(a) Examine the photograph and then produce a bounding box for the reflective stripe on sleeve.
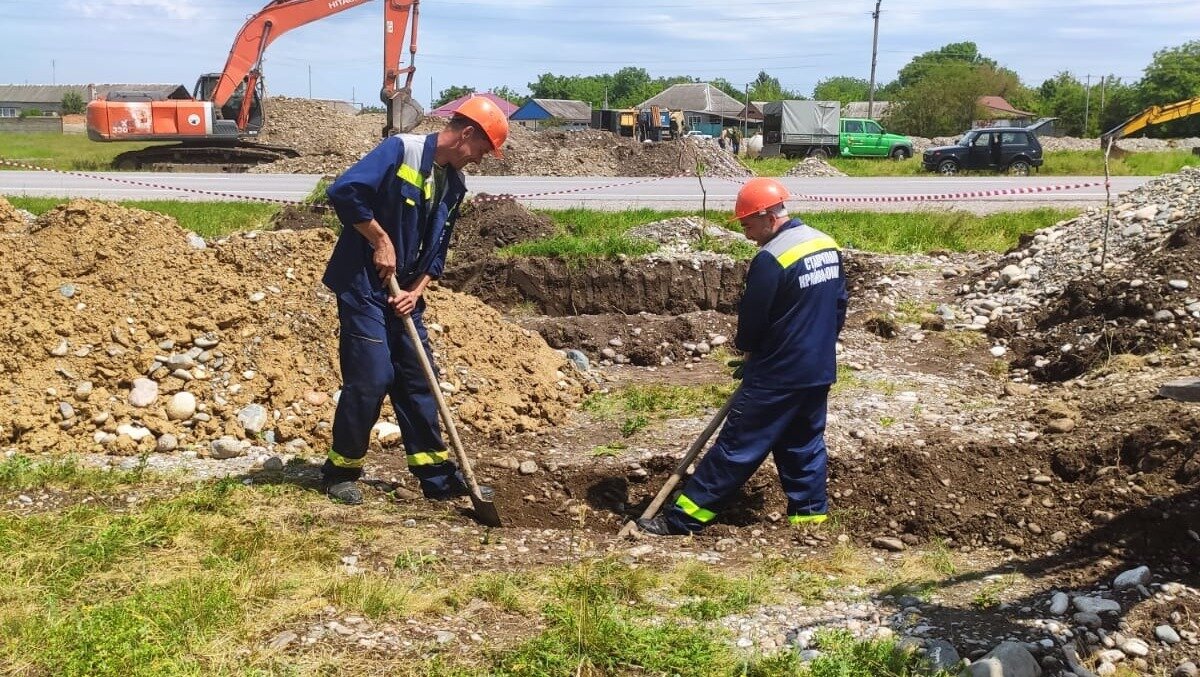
[674,493,716,523]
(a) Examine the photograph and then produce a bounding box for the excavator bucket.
[384,89,424,137]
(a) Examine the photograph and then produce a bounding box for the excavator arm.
[211,0,421,135]
[1101,96,1200,144]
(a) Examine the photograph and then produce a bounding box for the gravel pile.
[474,131,751,178]
[783,157,848,178]
[953,167,1200,379]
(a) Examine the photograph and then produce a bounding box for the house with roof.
[429,91,518,119]
[974,95,1037,128]
[510,98,591,130]
[0,84,189,118]
[637,83,750,137]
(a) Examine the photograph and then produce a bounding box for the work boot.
[634,514,693,536]
[323,480,364,505]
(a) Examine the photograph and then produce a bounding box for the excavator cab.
[194,73,265,137]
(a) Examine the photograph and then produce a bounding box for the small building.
[510,98,591,130]
[974,96,1037,128]
[638,83,750,137]
[0,83,188,118]
[429,91,518,119]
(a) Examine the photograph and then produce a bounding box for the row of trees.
[434,40,1200,138]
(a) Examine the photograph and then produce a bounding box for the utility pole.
[604,86,608,110]
[867,0,882,120]
[1099,75,1107,126]
[1083,74,1092,137]
[744,82,749,139]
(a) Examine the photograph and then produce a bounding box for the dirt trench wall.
[443,257,752,316]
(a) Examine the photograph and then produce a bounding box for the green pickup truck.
[761,101,913,160]
[839,118,913,160]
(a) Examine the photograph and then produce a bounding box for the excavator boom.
[1101,96,1200,144]
[86,0,423,170]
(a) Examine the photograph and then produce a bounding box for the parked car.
[682,130,712,140]
[922,128,1043,175]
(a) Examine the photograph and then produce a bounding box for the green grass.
[0,132,169,172]
[806,208,1079,253]
[0,455,144,492]
[741,156,800,177]
[583,383,737,423]
[509,208,753,261]
[5,196,281,238]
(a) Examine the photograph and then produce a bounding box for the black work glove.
[727,358,744,380]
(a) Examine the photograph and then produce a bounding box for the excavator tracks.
[112,142,300,173]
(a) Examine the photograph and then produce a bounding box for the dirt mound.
[472,131,750,178]
[959,167,1200,380]
[450,196,557,261]
[0,197,28,233]
[0,200,583,456]
[784,157,848,178]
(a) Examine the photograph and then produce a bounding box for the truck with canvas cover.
[761,100,913,160]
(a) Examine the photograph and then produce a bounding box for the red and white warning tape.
[1,156,1106,207]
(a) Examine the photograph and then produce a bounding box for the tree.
[490,86,525,105]
[61,91,86,115]
[886,61,986,137]
[1137,40,1200,137]
[433,85,475,109]
[747,71,801,101]
[812,76,871,104]
[896,42,996,89]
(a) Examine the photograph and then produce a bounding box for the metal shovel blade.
[469,486,502,528]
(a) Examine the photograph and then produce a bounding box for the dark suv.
[922,128,1043,175]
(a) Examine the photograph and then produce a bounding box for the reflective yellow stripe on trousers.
[407,450,450,466]
[675,494,716,523]
[327,449,365,469]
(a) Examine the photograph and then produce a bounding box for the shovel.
[388,276,502,527]
[617,388,739,538]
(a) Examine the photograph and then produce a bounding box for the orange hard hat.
[454,96,509,158]
[733,177,790,220]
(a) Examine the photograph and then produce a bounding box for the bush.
[19,108,45,119]
[61,92,86,115]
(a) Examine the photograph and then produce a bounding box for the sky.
[0,0,1196,109]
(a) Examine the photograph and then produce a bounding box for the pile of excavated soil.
[0,197,583,457]
[474,131,750,178]
[956,167,1200,381]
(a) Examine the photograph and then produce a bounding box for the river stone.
[237,404,269,434]
[1049,592,1070,615]
[128,378,159,408]
[210,436,247,459]
[1156,625,1181,644]
[1073,596,1121,614]
[966,641,1041,677]
[166,391,197,420]
[1159,378,1200,403]
[1113,565,1151,589]
[564,349,590,372]
[924,639,961,672]
[156,434,178,453]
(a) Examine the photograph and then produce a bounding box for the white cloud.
[71,0,200,21]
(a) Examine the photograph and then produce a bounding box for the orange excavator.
[1100,96,1200,155]
[86,0,423,170]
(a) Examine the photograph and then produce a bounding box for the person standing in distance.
[320,96,509,505]
[637,177,848,535]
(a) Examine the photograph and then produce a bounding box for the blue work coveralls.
[664,219,849,532]
[321,133,468,496]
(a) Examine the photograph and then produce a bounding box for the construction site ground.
[1,151,1200,673]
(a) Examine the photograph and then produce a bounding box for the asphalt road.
[0,170,1149,213]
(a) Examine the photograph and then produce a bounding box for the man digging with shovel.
[636,178,848,536]
[320,97,509,508]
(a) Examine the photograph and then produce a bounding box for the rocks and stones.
[128,378,159,407]
[924,639,961,672]
[1049,592,1070,615]
[518,461,539,475]
[267,630,298,650]
[1046,418,1076,434]
[237,404,269,434]
[155,434,178,453]
[116,423,152,442]
[1073,611,1103,629]
[564,349,590,372]
[966,641,1042,677]
[872,536,906,552]
[1156,625,1181,644]
[1073,596,1121,614]
[1159,377,1200,403]
[1118,637,1150,657]
[1174,661,1198,677]
[166,391,197,420]
[263,456,285,472]
[1112,565,1151,589]
[210,436,249,459]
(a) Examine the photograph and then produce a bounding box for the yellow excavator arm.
[1102,96,1200,143]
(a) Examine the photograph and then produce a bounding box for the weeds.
[7,196,279,237]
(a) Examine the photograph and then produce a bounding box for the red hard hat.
[733,177,790,220]
[454,96,509,158]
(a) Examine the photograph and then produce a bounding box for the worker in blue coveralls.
[320,96,510,505]
[637,177,848,535]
